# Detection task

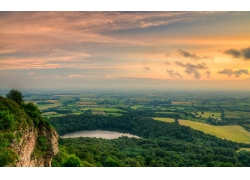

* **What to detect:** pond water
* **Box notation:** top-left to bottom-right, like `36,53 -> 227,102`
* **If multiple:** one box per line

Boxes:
60,130 -> 140,139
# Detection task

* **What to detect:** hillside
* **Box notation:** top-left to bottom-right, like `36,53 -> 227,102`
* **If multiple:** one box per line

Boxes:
0,96 -> 58,167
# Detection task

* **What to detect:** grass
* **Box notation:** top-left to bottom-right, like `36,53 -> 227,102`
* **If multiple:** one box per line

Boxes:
196,111 -> 221,119
178,120 -> 250,144
237,148 -> 250,152
42,111 -> 58,115
35,102 -> 62,110
224,111 -> 241,119
43,114 -> 64,118
172,101 -> 192,105
244,124 -> 250,128
155,112 -> 176,114
153,117 -> 175,123
80,107 -> 126,113
130,105 -> 144,109
76,102 -> 97,105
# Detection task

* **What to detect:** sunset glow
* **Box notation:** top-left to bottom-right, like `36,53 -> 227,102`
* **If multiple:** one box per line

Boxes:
0,11 -> 250,90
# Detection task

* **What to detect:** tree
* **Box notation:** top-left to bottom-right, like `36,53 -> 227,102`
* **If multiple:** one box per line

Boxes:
6,89 -> 24,105
62,154 -> 82,167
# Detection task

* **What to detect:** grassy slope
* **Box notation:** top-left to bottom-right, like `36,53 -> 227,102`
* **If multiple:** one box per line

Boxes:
178,120 -> 250,144
153,117 -> 175,123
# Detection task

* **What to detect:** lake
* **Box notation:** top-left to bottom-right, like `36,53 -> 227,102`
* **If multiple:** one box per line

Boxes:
60,130 -> 140,139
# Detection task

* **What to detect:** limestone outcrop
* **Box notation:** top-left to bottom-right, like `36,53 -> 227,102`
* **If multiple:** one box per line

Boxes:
10,126 -> 59,167
0,96 -> 58,167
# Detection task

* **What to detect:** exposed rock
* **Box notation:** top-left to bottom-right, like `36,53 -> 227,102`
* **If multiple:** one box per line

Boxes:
0,95 -> 59,167
10,125 -> 59,167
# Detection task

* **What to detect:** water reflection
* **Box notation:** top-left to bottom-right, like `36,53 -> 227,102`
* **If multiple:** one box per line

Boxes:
60,130 -> 140,139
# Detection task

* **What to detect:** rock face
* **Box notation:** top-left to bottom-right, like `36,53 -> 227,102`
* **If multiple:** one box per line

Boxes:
0,96 -> 59,167
10,125 -> 59,167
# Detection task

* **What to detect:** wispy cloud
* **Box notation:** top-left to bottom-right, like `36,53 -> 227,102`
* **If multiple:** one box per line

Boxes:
177,49 -> 210,60
224,47 -> 250,60
175,61 -> 207,79
206,71 -> 211,78
218,68 -> 249,77
166,69 -> 182,78
234,69 -> 249,77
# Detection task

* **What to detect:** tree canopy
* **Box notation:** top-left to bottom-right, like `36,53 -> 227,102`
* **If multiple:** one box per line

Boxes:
6,89 -> 24,105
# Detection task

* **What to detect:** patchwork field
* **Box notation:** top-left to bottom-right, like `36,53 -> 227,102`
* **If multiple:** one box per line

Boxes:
172,101 -> 192,105
178,120 -> 250,144
76,102 -> 97,105
196,111 -> 221,119
224,111 -> 241,119
35,101 -> 62,110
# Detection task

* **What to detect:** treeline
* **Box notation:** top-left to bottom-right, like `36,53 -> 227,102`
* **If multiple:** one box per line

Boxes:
52,136 -> 250,167
49,113 -> 250,167
37,101 -> 55,105
42,108 -> 72,114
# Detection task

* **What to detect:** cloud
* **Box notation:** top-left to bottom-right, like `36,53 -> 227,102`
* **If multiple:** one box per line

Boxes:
217,69 -> 234,76
177,49 -> 210,60
234,69 -> 249,77
218,68 -> 249,77
167,70 -> 182,78
224,47 -> 250,60
224,49 -> 241,58
175,61 -> 207,79
144,67 -> 151,71
164,61 -> 170,65
29,72 -> 34,75
242,47 -> 250,59
206,71 -> 211,78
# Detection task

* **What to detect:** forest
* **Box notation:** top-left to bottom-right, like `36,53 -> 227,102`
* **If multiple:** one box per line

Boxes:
49,113 -> 250,167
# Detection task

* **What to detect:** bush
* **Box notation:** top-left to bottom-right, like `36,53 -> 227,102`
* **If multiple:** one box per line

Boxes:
6,89 -> 24,105
62,154 -> 82,167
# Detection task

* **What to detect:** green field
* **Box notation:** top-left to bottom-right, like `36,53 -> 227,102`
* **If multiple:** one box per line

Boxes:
76,102 -> 97,105
35,102 -> 62,110
197,111 -> 221,119
80,106 -> 125,112
130,105 -> 144,109
153,117 -> 175,123
42,111 -> 58,115
178,120 -> 250,144
224,111 -> 241,119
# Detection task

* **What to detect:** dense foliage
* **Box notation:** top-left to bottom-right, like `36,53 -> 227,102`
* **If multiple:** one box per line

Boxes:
6,89 -> 24,106
49,113 -> 250,167
0,91 -> 53,167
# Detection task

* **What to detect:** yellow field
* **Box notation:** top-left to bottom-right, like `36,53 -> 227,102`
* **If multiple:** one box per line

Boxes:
153,117 -> 175,123
237,148 -> 250,152
178,120 -> 250,144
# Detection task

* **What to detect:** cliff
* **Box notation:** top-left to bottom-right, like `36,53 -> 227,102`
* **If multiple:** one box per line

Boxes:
0,96 -> 58,167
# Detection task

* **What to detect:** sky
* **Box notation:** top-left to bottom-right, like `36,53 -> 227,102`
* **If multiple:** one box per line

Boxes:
0,11 -> 250,91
